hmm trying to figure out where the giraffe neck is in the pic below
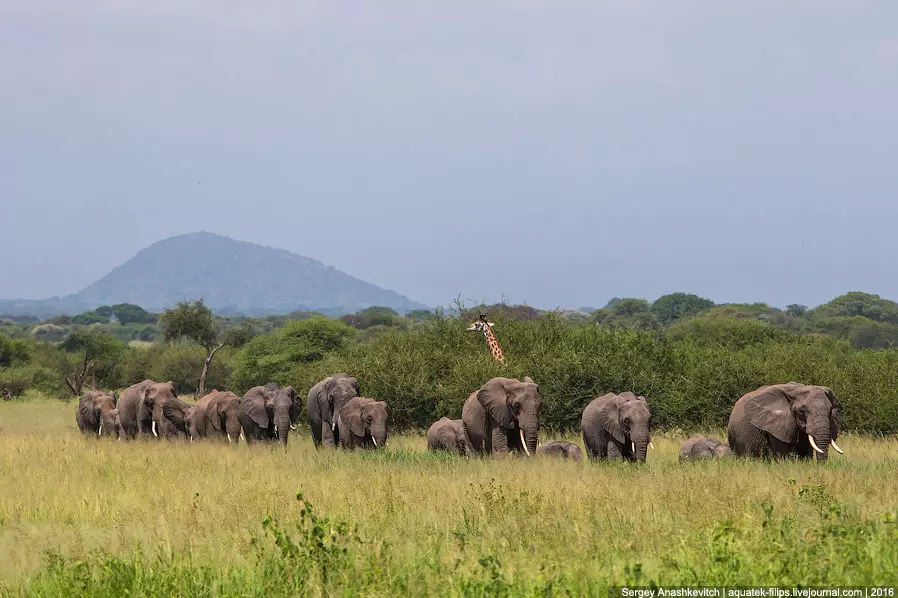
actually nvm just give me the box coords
[482,327,505,364]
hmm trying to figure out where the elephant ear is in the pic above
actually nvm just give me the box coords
[346,401,366,437]
[823,387,843,419]
[137,387,151,422]
[209,401,224,431]
[523,376,534,384]
[745,386,798,444]
[438,423,456,448]
[477,379,515,429]
[78,398,98,429]
[285,387,301,423]
[600,397,625,444]
[244,396,270,428]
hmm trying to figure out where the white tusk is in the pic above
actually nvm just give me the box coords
[830,438,845,455]
[520,428,531,457]
[227,434,232,443]
[331,421,336,431]
[631,441,636,453]
[649,442,655,450]
[274,425,278,435]
[98,424,102,437]
[190,436,193,443]
[117,437,122,442]
[371,436,378,447]
[808,434,825,455]
[152,421,158,437]
[240,431,245,442]
[290,424,297,431]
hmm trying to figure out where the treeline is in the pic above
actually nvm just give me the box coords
[3,293,898,434]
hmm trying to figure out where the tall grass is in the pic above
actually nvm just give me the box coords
[2,400,897,596]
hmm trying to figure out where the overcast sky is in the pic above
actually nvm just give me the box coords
[2,1,896,310]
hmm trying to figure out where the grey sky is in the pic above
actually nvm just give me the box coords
[2,1,896,310]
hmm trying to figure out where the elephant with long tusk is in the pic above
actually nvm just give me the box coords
[307,374,360,449]
[462,377,541,458]
[727,382,844,461]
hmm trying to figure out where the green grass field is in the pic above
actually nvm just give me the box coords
[1,399,897,596]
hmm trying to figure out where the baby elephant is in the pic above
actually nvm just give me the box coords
[427,417,467,455]
[337,397,389,450]
[679,436,732,462]
[536,440,583,462]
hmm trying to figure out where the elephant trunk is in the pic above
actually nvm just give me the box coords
[276,413,291,447]
[631,426,650,462]
[226,414,242,444]
[370,424,388,449]
[808,418,831,462]
[519,414,539,457]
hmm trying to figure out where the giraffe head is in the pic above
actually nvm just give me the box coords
[466,312,494,334]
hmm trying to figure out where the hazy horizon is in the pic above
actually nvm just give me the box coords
[3,2,896,310]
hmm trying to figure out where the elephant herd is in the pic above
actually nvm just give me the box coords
[75,373,846,463]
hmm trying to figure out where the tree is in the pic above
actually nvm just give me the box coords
[59,329,124,395]
[786,304,808,317]
[651,293,715,326]
[592,298,658,331]
[111,303,156,325]
[160,299,230,397]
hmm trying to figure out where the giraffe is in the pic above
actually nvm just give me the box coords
[467,313,505,364]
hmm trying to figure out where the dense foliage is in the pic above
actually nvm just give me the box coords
[3,292,898,433]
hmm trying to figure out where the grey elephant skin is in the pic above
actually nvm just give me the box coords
[728,382,844,461]
[239,383,301,446]
[191,390,242,442]
[581,392,653,462]
[145,381,189,439]
[76,391,118,438]
[427,417,467,455]
[335,397,389,450]
[679,436,731,463]
[115,379,155,439]
[462,377,541,457]
[536,440,583,462]
[306,373,359,448]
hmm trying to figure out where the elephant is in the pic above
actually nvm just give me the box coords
[536,440,583,462]
[581,392,653,462]
[335,396,389,450]
[115,379,155,439]
[426,417,467,455]
[190,391,242,442]
[76,391,118,438]
[239,384,301,446]
[727,382,844,461]
[306,373,360,448]
[679,436,732,462]
[145,381,189,439]
[462,377,541,457]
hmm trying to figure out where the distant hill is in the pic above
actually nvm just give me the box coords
[0,232,427,317]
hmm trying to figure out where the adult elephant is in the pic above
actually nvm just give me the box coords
[336,397,388,450]
[536,440,583,462]
[191,391,242,442]
[679,437,732,463]
[306,373,360,448]
[427,417,467,455]
[727,382,844,461]
[116,379,155,439]
[581,392,654,462]
[239,383,300,446]
[462,377,541,457]
[145,381,189,439]
[76,391,118,438]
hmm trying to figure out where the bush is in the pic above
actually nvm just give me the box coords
[287,314,898,434]
[231,318,354,392]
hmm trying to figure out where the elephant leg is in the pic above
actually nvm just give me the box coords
[768,435,799,459]
[606,440,623,461]
[490,425,510,456]
[321,421,336,447]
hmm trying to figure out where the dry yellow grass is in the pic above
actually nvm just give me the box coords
[1,399,897,593]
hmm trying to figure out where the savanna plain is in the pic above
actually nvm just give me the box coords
[1,398,897,597]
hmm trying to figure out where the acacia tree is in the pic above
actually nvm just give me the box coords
[160,299,231,397]
[59,329,123,396]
